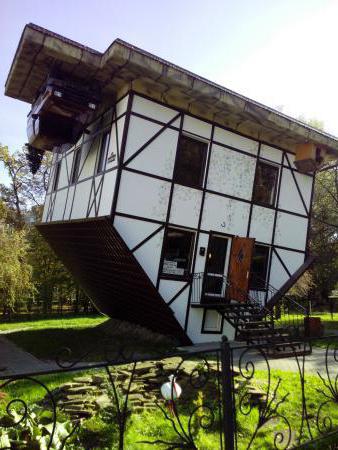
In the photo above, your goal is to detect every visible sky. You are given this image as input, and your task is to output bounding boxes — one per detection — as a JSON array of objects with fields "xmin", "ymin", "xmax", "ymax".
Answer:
[{"xmin": 1, "ymin": 0, "xmax": 338, "ymax": 183}]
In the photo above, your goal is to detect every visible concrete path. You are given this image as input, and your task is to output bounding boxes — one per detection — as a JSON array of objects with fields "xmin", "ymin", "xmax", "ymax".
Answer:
[
  {"xmin": 0, "ymin": 336, "xmax": 58, "ymax": 377},
  {"xmin": 232, "ymin": 347, "xmax": 337, "ymax": 374},
  {"xmin": 178, "ymin": 341, "xmax": 337, "ymax": 374}
]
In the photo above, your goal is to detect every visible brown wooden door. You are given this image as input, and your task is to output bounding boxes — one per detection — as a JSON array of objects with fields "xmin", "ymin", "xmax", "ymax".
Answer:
[{"xmin": 228, "ymin": 237, "xmax": 255, "ymax": 302}]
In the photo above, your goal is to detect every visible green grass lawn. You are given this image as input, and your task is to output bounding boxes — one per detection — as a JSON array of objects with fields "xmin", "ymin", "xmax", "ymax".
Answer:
[
  {"xmin": 1, "ymin": 365, "xmax": 337, "ymax": 449},
  {"xmin": 0, "ymin": 315, "xmax": 175, "ymax": 363},
  {"xmin": 0, "ymin": 314, "xmax": 108, "ymax": 332},
  {"xmin": 276, "ymin": 311, "xmax": 338, "ymax": 331}
]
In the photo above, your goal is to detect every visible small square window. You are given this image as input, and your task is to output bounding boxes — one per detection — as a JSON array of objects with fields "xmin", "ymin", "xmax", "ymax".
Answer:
[
  {"xmin": 96, "ymin": 132, "xmax": 110, "ymax": 174},
  {"xmin": 174, "ymin": 135, "xmax": 207, "ymax": 188},
  {"xmin": 161, "ymin": 228, "xmax": 195, "ymax": 279},
  {"xmin": 70, "ymin": 149, "xmax": 81, "ymax": 184},
  {"xmin": 249, "ymin": 245, "xmax": 270, "ymax": 289},
  {"xmin": 252, "ymin": 161, "xmax": 279, "ymax": 206},
  {"xmin": 52, "ymin": 161, "xmax": 61, "ymax": 191}
]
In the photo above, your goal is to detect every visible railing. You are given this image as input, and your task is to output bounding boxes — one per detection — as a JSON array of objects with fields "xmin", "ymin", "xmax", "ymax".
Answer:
[
  {"xmin": 191, "ymin": 273, "xmax": 309, "ymax": 337},
  {"xmin": 253, "ymin": 277, "xmax": 310, "ymax": 336},
  {"xmin": 0, "ymin": 336, "xmax": 337, "ymax": 449},
  {"xmin": 190, "ymin": 272, "xmax": 230, "ymax": 306}
]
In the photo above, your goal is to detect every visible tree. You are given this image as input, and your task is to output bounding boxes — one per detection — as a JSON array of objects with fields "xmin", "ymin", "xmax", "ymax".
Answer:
[
  {"xmin": 310, "ymin": 167, "xmax": 338, "ymax": 299},
  {"xmin": 0, "ymin": 146, "xmax": 91, "ymax": 315},
  {"xmin": 0, "ymin": 204, "xmax": 35, "ymax": 316},
  {"xmin": 0, "ymin": 144, "xmax": 51, "ymax": 227}
]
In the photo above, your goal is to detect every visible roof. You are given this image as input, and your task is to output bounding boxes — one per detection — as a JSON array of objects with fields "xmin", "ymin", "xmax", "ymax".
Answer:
[{"xmin": 5, "ymin": 23, "xmax": 338, "ymax": 154}]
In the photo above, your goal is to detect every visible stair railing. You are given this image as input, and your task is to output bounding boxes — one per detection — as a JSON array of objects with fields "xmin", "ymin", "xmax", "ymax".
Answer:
[{"xmin": 252, "ymin": 277, "xmax": 309, "ymax": 336}]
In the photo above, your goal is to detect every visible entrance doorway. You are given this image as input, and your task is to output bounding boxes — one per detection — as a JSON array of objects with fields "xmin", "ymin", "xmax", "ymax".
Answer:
[{"xmin": 202, "ymin": 235, "xmax": 230, "ymax": 304}]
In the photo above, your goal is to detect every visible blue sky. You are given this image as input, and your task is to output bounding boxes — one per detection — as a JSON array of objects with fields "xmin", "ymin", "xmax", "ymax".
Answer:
[{"xmin": 1, "ymin": 0, "xmax": 338, "ymax": 183}]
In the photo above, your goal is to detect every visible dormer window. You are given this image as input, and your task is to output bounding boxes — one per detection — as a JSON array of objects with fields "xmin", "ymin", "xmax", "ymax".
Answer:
[
  {"xmin": 173, "ymin": 135, "xmax": 207, "ymax": 189},
  {"xmin": 52, "ymin": 161, "xmax": 61, "ymax": 191},
  {"xmin": 70, "ymin": 148, "xmax": 81, "ymax": 184},
  {"xmin": 96, "ymin": 131, "xmax": 110, "ymax": 174},
  {"xmin": 252, "ymin": 161, "xmax": 279, "ymax": 206}
]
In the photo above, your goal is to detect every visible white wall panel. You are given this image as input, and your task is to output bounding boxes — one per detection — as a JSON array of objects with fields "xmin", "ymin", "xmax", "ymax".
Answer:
[
  {"xmin": 193, "ymin": 233, "xmax": 209, "ymax": 274},
  {"xmin": 70, "ymin": 180, "xmax": 92, "ymax": 219},
  {"xmin": 274, "ymin": 212, "xmax": 308, "ymax": 251},
  {"xmin": 201, "ymin": 194, "xmax": 250, "ymax": 236},
  {"xmin": 114, "ymin": 215, "xmax": 160, "ymax": 250},
  {"xmin": 42, "ymin": 194, "xmax": 51, "ymax": 222},
  {"xmin": 117, "ymin": 170, "xmax": 170, "ymax": 221},
  {"xmin": 128, "ymin": 127, "xmax": 178, "ymax": 179},
  {"xmin": 116, "ymin": 95, "xmax": 129, "ymax": 117},
  {"xmin": 159, "ymin": 280, "xmax": 187, "ymax": 303},
  {"xmin": 79, "ymin": 143, "xmax": 99, "ymax": 180},
  {"xmin": 207, "ymin": 144, "xmax": 256, "ymax": 200},
  {"xmin": 213, "ymin": 127, "xmax": 258, "ymax": 155},
  {"xmin": 260, "ymin": 144, "xmax": 283, "ymax": 164},
  {"xmin": 269, "ymin": 254, "xmax": 290, "ymax": 290},
  {"xmin": 47, "ymin": 154, "xmax": 60, "ymax": 194},
  {"xmin": 275, "ymin": 249, "xmax": 305, "ymax": 275},
  {"xmin": 134, "ymin": 229, "xmax": 164, "ymax": 285},
  {"xmin": 98, "ymin": 170, "xmax": 117, "ymax": 216},
  {"xmin": 87, "ymin": 175, "xmax": 103, "ymax": 218},
  {"xmin": 132, "ymin": 95, "xmax": 178, "ymax": 124},
  {"xmin": 170, "ymin": 289, "xmax": 189, "ymax": 328},
  {"xmin": 51, "ymin": 189, "xmax": 68, "ymax": 221},
  {"xmin": 183, "ymin": 115, "xmax": 212, "ymax": 139},
  {"xmin": 295, "ymin": 171, "xmax": 313, "ymax": 210},
  {"xmin": 249, "ymin": 205, "xmax": 275, "ymax": 244},
  {"xmin": 57, "ymin": 158, "xmax": 68, "ymax": 189},
  {"xmin": 64, "ymin": 185, "xmax": 75, "ymax": 220},
  {"xmin": 170, "ymin": 185, "xmax": 202, "ymax": 229},
  {"xmin": 279, "ymin": 169, "xmax": 307, "ymax": 215},
  {"xmin": 124, "ymin": 116, "xmax": 163, "ymax": 162}
]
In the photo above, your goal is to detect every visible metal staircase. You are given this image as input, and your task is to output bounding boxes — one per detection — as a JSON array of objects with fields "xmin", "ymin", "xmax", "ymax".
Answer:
[{"xmin": 191, "ymin": 272, "xmax": 312, "ymax": 357}]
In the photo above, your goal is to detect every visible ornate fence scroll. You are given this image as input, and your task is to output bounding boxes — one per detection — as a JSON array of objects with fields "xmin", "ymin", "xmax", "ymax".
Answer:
[{"xmin": 0, "ymin": 336, "xmax": 337, "ymax": 449}]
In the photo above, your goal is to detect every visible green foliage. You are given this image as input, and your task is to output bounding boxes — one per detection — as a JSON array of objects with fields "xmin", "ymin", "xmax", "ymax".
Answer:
[
  {"xmin": 0, "ymin": 144, "xmax": 90, "ymax": 315},
  {"xmin": 0, "ymin": 225, "xmax": 35, "ymax": 314},
  {"xmin": 311, "ymin": 168, "xmax": 338, "ymax": 298}
]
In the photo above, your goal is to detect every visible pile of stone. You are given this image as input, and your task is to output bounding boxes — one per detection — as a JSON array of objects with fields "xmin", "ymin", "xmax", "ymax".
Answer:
[{"xmin": 41, "ymin": 358, "xmax": 267, "ymax": 420}]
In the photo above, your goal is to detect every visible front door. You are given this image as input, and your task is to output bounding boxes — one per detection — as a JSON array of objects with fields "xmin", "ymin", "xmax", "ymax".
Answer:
[
  {"xmin": 202, "ymin": 235, "xmax": 229, "ymax": 304},
  {"xmin": 228, "ymin": 236, "xmax": 255, "ymax": 302}
]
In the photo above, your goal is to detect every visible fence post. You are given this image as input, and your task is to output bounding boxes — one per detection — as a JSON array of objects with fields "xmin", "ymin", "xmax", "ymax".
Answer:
[{"xmin": 221, "ymin": 336, "xmax": 235, "ymax": 450}]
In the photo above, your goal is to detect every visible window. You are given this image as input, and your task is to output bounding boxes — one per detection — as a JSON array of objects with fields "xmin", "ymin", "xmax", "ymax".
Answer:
[
  {"xmin": 70, "ymin": 149, "xmax": 81, "ymax": 184},
  {"xmin": 52, "ymin": 161, "xmax": 61, "ymax": 191},
  {"xmin": 252, "ymin": 161, "xmax": 279, "ymax": 206},
  {"xmin": 249, "ymin": 245, "xmax": 270, "ymax": 289},
  {"xmin": 161, "ymin": 228, "xmax": 195, "ymax": 278},
  {"xmin": 174, "ymin": 135, "xmax": 207, "ymax": 188},
  {"xmin": 96, "ymin": 132, "xmax": 110, "ymax": 174}
]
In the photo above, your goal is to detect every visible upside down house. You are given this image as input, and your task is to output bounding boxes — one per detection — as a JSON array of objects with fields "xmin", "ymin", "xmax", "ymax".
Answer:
[{"xmin": 5, "ymin": 24, "xmax": 338, "ymax": 346}]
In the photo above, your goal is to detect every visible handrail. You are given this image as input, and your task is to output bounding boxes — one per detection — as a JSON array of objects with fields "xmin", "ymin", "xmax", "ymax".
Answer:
[
  {"xmin": 266, "ymin": 256, "xmax": 315, "ymax": 310},
  {"xmin": 252, "ymin": 276, "xmax": 309, "ymax": 316}
]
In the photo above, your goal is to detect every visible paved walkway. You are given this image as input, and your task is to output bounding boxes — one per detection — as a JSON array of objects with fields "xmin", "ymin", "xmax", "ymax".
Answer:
[
  {"xmin": 0, "ymin": 336, "xmax": 57, "ymax": 377},
  {"xmin": 178, "ymin": 341, "xmax": 337, "ymax": 374},
  {"xmin": 0, "ymin": 334, "xmax": 336, "ymax": 378}
]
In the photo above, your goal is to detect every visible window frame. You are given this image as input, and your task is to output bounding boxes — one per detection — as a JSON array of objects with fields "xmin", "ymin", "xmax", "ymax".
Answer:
[
  {"xmin": 252, "ymin": 160, "xmax": 280, "ymax": 207},
  {"xmin": 96, "ymin": 131, "xmax": 110, "ymax": 175},
  {"xmin": 249, "ymin": 244, "xmax": 270, "ymax": 291},
  {"xmin": 70, "ymin": 148, "xmax": 81, "ymax": 185},
  {"xmin": 52, "ymin": 160, "xmax": 61, "ymax": 192},
  {"xmin": 173, "ymin": 133, "xmax": 208, "ymax": 189},
  {"xmin": 160, "ymin": 226, "xmax": 196, "ymax": 281}
]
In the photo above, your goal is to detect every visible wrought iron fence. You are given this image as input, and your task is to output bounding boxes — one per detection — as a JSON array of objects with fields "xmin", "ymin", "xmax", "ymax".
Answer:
[{"xmin": 0, "ymin": 336, "xmax": 337, "ymax": 449}]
